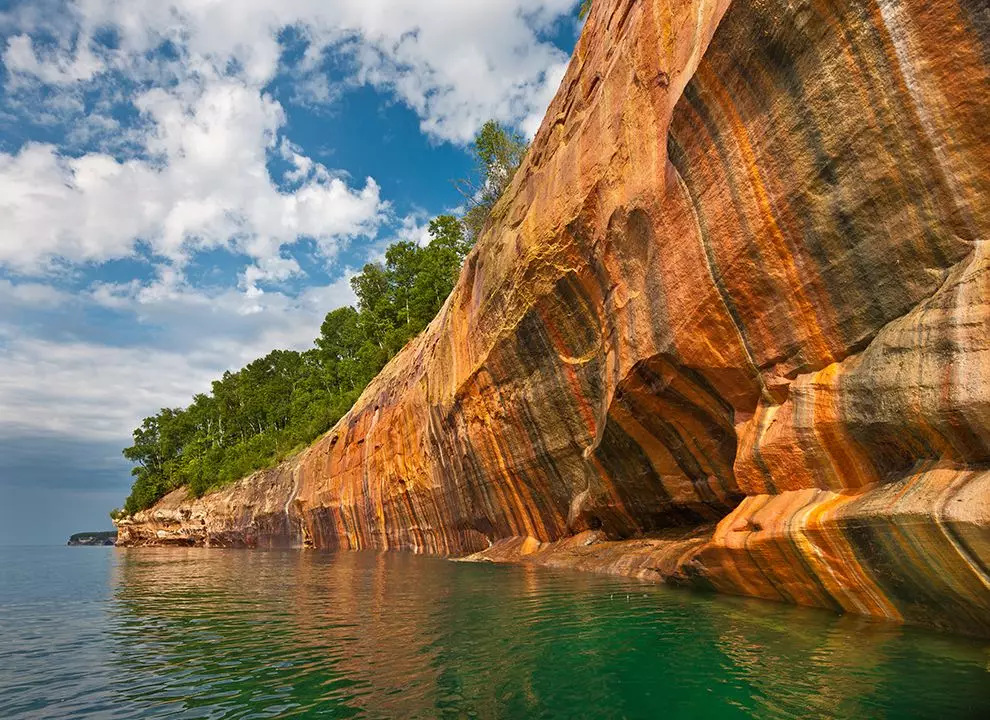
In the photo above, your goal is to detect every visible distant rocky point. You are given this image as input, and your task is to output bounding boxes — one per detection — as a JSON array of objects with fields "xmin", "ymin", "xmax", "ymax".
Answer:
[{"xmin": 67, "ymin": 531, "xmax": 117, "ymax": 546}]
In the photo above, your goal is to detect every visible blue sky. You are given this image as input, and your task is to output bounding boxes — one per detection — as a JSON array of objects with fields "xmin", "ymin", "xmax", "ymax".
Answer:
[{"xmin": 0, "ymin": 0, "xmax": 582, "ymax": 545}]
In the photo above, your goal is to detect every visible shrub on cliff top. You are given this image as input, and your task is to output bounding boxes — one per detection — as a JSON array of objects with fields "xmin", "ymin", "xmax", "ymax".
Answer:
[{"xmin": 457, "ymin": 120, "xmax": 529, "ymax": 243}]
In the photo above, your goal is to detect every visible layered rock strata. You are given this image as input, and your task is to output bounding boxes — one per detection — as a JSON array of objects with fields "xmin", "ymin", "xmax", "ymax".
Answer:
[
  {"xmin": 117, "ymin": 0, "xmax": 990, "ymax": 636},
  {"xmin": 117, "ymin": 463, "xmax": 304, "ymax": 548}
]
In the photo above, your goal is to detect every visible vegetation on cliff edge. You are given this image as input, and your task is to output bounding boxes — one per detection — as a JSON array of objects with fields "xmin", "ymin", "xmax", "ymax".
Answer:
[{"xmin": 116, "ymin": 121, "xmax": 527, "ymax": 517}]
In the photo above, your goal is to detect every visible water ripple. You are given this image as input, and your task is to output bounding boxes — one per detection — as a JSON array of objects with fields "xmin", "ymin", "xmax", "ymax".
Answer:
[{"xmin": 1, "ymin": 547, "xmax": 989, "ymax": 718}]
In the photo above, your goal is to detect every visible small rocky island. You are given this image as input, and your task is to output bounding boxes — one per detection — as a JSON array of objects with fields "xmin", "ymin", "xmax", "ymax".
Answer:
[{"xmin": 67, "ymin": 531, "xmax": 117, "ymax": 546}]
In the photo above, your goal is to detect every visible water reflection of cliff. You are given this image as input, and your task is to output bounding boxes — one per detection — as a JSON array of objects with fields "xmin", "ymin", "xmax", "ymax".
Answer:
[{"xmin": 107, "ymin": 550, "xmax": 990, "ymax": 718}]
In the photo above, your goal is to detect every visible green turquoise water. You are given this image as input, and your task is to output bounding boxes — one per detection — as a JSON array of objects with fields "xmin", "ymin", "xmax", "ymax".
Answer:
[{"xmin": 1, "ymin": 547, "xmax": 988, "ymax": 718}]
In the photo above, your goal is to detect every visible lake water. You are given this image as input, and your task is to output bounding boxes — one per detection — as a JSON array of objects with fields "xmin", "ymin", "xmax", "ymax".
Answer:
[{"xmin": 1, "ymin": 546, "xmax": 988, "ymax": 718}]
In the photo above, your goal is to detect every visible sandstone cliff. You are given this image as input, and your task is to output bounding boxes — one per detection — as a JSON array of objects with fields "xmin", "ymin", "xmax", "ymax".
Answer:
[{"xmin": 117, "ymin": 0, "xmax": 990, "ymax": 636}]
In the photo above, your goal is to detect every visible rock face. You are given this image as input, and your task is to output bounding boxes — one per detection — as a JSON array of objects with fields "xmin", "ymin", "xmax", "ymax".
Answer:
[
  {"xmin": 116, "ymin": 463, "xmax": 304, "ymax": 548},
  {"xmin": 117, "ymin": 0, "xmax": 990, "ymax": 636}
]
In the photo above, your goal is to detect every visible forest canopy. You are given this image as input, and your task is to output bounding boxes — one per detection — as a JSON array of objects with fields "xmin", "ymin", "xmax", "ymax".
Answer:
[{"xmin": 116, "ymin": 121, "xmax": 527, "ymax": 517}]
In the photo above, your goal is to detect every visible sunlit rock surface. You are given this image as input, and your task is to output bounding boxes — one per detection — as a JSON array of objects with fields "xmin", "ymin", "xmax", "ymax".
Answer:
[
  {"xmin": 118, "ymin": 0, "xmax": 990, "ymax": 636},
  {"xmin": 116, "ymin": 463, "xmax": 304, "ymax": 549}
]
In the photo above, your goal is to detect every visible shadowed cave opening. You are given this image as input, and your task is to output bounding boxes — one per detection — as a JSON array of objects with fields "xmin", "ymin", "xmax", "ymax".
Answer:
[{"xmin": 586, "ymin": 353, "xmax": 743, "ymax": 539}]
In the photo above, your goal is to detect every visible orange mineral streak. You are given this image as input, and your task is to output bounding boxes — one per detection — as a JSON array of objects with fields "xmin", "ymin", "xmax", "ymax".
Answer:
[
  {"xmin": 694, "ymin": 63, "xmax": 838, "ymax": 368},
  {"xmin": 118, "ymin": 0, "xmax": 990, "ymax": 637}
]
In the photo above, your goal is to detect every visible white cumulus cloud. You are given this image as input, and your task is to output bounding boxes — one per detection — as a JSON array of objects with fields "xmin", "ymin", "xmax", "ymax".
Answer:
[
  {"xmin": 3, "ymin": 0, "xmax": 577, "ymax": 142},
  {"xmin": 0, "ymin": 74, "xmax": 386, "ymax": 279}
]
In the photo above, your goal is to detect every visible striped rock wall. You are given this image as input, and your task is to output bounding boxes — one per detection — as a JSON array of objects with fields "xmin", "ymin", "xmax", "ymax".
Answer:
[
  {"xmin": 119, "ymin": 0, "xmax": 990, "ymax": 635},
  {"xmin": 685, "ymin": 463, "xmax": 990, "ymax": 635}
]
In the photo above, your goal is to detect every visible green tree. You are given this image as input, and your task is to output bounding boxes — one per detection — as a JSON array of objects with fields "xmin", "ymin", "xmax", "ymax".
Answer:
[
  {"xmin": 458, "ymin": 120, "xmax": 528, "ymax": 241},
  {"xmin": 351, "ymin": 261, "xmax": 395, "ymax": 349},
  {"xmin": 315, "ymin": 306, "xmax": 365, "ymax": 393},
  {"xmin": 408, "ymin": 215, "xmax": 471, "ymax": 326}
]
